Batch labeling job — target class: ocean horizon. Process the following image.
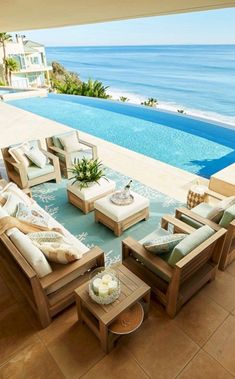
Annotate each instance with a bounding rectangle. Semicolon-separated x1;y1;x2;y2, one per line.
46;44;235;125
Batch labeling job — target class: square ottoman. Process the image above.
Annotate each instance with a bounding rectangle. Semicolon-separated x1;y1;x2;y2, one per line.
67;178;116;214
94;191;150;236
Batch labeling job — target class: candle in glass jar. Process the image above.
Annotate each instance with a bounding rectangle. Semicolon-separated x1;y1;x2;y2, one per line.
92;278;102;294
99;284;109;297
108;280;118;294
102;274;112;285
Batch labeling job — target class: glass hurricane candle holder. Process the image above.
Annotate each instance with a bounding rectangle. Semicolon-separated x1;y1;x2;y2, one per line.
89;267;121;305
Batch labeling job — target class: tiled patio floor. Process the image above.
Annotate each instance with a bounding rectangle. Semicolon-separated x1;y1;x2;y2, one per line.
0;261;235;379
0;104;234;378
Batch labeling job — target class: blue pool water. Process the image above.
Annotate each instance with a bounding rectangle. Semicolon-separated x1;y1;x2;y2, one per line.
0;88;17;94
9;94;235;178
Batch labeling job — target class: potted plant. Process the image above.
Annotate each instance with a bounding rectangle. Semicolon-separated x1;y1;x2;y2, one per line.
68;158;107;189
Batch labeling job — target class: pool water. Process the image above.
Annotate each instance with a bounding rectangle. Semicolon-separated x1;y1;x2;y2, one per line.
9;94;235;178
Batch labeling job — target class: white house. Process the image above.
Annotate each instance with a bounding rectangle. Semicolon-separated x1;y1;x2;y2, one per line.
0;34;52;88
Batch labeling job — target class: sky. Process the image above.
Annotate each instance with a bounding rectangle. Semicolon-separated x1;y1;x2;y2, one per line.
15;8;235;47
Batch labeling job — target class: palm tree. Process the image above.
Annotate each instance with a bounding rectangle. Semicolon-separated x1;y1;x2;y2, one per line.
119;96;129;102
0;32;12;84
77;78;109;99
5;58;19;86
141;98;158;107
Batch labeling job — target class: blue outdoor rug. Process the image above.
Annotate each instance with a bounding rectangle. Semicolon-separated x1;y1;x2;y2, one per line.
32;168;182;266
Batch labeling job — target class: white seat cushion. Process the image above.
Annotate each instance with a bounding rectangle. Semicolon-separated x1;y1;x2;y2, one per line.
67;178;116;201
94;191;149;222
27;163;54;180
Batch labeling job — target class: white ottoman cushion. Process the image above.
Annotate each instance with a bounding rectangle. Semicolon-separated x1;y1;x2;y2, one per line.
94;191;149;222
67;178;116;201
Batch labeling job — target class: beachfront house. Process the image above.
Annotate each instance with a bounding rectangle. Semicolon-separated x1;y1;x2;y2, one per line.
0;34;51;88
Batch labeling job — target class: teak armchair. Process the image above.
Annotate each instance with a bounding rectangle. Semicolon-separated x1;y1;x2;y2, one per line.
175;205;235;271
0;232;104;328
46;131;98;179
122;215;226;318
2;140;61;190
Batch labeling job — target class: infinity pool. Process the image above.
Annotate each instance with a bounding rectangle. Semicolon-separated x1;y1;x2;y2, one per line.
9;94;235;178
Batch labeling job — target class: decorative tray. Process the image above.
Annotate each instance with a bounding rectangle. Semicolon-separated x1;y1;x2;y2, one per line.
110;192;134;206
109;302;144;335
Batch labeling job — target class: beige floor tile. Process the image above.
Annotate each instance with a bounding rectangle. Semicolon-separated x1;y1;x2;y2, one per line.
0;303;38;366
122;309;198;379
39;306;105;379
82;346;149;379
201;271;235;312
174;293;228;346
226;260;235;277
0;340;64;379
178;350;233;379
0;275;17;309
204;315;235;376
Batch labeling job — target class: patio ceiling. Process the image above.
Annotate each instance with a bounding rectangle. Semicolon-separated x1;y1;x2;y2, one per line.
2;0;235;31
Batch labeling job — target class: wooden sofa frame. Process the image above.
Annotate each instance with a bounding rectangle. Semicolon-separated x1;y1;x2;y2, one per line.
122;215;226;318
46;131;98;179
0;233;104;328
1;141;61;190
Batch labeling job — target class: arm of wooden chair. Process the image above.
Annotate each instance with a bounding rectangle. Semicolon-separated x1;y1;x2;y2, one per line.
161;215;195;234
204;189;226;201
79;139;98;159
40;246;104;290
0;234;37;279
122;237;173;281
41;149;61;182
46;145;68;158
175;207;221;231
4;157;28;187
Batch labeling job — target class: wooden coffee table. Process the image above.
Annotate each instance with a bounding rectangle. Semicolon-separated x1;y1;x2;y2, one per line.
74;264;150;353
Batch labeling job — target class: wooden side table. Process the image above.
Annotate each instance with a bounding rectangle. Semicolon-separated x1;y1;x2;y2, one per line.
74;264;150;353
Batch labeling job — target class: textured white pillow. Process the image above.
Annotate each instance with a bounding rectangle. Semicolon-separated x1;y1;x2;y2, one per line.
0;183;33;206
0;207;8;219
28;231;83;264
2;192;23;216
9;143;31;168
25;146;47;168
16;202;49;227
59;132;80;153
33;241;83;264
9;229;52;277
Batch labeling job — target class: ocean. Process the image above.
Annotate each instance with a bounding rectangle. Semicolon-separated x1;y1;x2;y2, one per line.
46;45;235;125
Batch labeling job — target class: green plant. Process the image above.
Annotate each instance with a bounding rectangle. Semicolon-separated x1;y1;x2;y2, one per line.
119;96;129;102
0;32;12;84
141;98;158;107
5;57;19;85
68;158;107;189
77;78;110;99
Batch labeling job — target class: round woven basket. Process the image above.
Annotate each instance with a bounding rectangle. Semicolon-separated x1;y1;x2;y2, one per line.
109;302;144;335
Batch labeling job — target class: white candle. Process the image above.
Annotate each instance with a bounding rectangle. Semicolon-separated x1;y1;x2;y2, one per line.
108;280;118;294
99;284;109;297
92;278;102;294
102;274;112;285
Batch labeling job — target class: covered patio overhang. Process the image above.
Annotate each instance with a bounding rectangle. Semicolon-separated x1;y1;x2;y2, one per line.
1;0;235;31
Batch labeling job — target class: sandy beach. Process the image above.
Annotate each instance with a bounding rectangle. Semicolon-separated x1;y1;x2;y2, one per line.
108;89;235;127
